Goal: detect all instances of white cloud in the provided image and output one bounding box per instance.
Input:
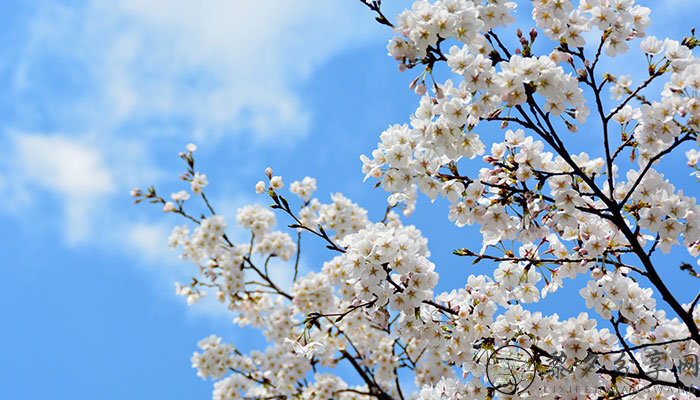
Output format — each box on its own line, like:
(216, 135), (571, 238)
(13, 133), (114, 195)
(6, 133), (115, 243)
(17, 0), (379, 142)
(2, 131), (169, 246)
(125, 221), (178, 264)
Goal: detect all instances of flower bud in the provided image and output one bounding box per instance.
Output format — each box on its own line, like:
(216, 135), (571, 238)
(409, 76), (419, 91)
(434, 83), (444, 99)
(415, 82), (427, 96)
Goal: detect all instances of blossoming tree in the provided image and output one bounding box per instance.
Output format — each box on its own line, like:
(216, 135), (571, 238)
(134, 0), (700, 398)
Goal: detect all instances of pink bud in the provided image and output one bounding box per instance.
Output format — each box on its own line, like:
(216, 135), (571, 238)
(409, 77), (419, 91)
(415, 82), (427, 96)
(434, 84), (444, 99)
(591, 268), (604, 279)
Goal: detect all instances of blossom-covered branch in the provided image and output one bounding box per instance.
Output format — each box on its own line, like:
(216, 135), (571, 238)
(135, 0), (700, 399)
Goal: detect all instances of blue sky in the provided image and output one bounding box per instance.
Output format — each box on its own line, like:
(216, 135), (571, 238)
(1, 1), (699, 399)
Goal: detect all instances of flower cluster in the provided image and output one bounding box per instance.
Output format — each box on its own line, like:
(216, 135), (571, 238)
(337, 222), (436, 315)
(191, 335), (235, 380)
(291, 271), (337, 315)
(317, 193), (370, 239)
(533, 0), (650, 57)
(388, 0), (493, 67)
(236, 205), (276, 237)
(168, 215), (228, 264)
(290, 176), (317, 202)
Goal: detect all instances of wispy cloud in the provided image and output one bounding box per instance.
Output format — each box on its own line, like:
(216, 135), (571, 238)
(124, 221), (178, 264)
(2, 131), (166, 245)
(11, 0), (378, 141)
(4, 133), (115, 243)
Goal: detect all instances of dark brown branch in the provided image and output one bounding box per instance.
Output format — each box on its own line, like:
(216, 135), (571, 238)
(359, 0), (394, 28)
(341, 350), (393, 400)
(243, 256), (293, 301)
(293, 231), (302, 283)
(269, 191), (347, 254)
(611, 316), (645, 375)
(690, 291), (700, 313)
(454, 247), (644, 274)
(606, 70), (664, 121)
(591, 336), (693, 355)
(619, 133), (693, 208)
